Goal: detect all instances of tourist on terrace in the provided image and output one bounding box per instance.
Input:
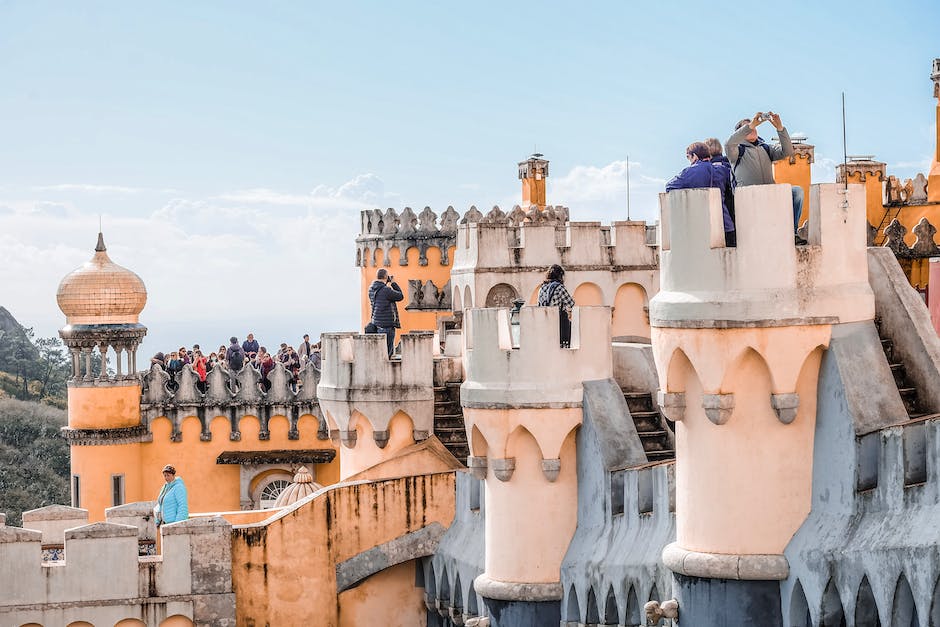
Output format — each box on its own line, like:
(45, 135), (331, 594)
(178, 347), (191, 365)
(193, 350), (207, 392)
(166, 351), (183, 391)
(665, 142), (735, 247)
(226, 337), (246, 371)
(310, 342), (322, 370)
(151, 352), (166, 368)
(154, 464), (188, 526)
(724, 112), (805, 244)
(705, 137), (736, 246)
(242, 333), (260, 361)
(258, 346), (275, 392)
(298, 334), (313, 365)
(537, 264), (575, 348)
(368, 268), (404, 357)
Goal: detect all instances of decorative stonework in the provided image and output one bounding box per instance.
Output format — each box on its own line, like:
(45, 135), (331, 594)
(883, 217), (940, 259)
(406, 278), (453, 310)
(837, 158), (886, 183)
(770, 393), (800, 424)
(702, 393), (734, 426)
(61, 424), (152, 445)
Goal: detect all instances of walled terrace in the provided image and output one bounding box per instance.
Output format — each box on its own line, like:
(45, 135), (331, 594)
(0, 505), (234, 626)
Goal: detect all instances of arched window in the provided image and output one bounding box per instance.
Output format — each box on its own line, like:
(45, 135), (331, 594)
(892, 574), (920, 627)
(603, 584), (620, 625)
(565, 585), (581, 623)
(820, 579), (846, 626)
(259, 479), (291, 509)
(789, 580), (811, 627)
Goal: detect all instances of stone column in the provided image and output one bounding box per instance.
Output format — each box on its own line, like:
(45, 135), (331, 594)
(114, 346), (124, 378)
(70, 348), (81, 380)
(82, 348), (93, 382)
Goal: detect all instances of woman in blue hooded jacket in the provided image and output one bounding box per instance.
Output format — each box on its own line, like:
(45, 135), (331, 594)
(155, 464), (189, 525)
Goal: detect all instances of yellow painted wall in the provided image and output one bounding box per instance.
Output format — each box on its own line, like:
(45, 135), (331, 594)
(68, 384), (141, 429)
(360, 245), (456, 334)
(338, 560), (426, 627)
(232, 470), (456, 626)
(339, 410), (421, 480)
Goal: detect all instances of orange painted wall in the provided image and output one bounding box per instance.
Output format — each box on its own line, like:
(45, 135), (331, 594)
(930, 103), (940, 203)
(337, 560), (426, 627)
(68, 384), (141, 429)
(360, 245), (457, 334)
(340, 410), (421, 480)
(72, 408), (340, 521)
(845, 171), (888, 237)
(71, 441), (143, 522)
(774, 154), (812, 226)
(232, 470), (456, 626)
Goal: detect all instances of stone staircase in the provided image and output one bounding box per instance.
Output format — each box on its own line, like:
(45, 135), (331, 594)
(434, 381), (469, 464)
(875, 317), (935, 420)
(623, 390), (675, 462)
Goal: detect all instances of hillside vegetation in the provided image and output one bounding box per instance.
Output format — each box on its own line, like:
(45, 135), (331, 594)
(0, 307), (72, 525)
(0, 398), (69, 526)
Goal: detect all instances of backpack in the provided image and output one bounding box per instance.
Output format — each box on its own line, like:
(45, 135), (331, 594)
(731, 141), (774, 190)
(538, 282), (561, 307)
(227, 345), (245, 369)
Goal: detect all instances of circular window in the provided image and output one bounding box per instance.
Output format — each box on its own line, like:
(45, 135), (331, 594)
(259, 479), (291, 509)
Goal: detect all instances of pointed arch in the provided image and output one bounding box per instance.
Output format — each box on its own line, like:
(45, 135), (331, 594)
(665, 347), (701, 394)
(586, 586), (600, 624)
(453, 572), (463, 611)
(626, 584), (641, 626)
(464, 286), (473, 309)
(892, 574), (919, 627)
(611, 282), (650, 340)
(565, 585), (581, 622)
(603, 584), (620, 625)
(439, 564), (451, 604)
(720, 346), (773, 396)
(572, 281), (604, 306)
(453, 288), (462, 313)
(425, 561), (437, 598)
(505, 424), (544, 462)
(789, 580), (811, 627)
(856, 575), (881, 627)
(467, 580), (479, 615)
(649, 582), (660, 603)
(820, 578), (846, 627)
(470, 424), (488, 457)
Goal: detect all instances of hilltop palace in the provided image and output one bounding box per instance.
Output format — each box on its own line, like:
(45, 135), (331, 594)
(1, 58), (939, 627)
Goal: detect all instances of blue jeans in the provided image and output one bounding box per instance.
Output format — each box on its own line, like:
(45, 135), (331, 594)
(792, 186), (804, 231)
(376, 326), (396, 357)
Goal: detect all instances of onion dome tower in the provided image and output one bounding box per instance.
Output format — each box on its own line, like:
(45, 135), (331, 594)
(57, 232), (148, 520)
(273, 466), (323, 508)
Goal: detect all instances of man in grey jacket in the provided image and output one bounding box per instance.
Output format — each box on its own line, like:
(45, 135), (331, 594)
(725, 112), (805, 244)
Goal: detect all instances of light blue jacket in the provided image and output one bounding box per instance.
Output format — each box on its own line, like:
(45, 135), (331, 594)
(158, 477), (189, 524)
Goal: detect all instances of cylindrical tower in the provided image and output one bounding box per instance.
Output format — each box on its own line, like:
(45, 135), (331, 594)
(462, 305), (611, 626)
(57, 233), (148, 521)
(650, 184), (873, 625)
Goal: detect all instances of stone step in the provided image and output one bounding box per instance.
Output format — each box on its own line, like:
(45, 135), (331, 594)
(638, 430), (668, 439)
(889, 363), (908, 387)
(434, 403), (461, 415)
(435, 419), (466, 431)
(646, 450), (675, 461)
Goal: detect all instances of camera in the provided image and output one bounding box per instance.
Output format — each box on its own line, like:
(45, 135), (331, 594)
(387, 275), (394, 282)
(759, 112), (775, 122)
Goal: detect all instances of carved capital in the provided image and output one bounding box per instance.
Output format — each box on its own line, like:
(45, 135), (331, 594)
(657, 390), (686, 422)
(702, 393), (734, 425)
(468, 456), (488, 480)
(491, 457), (515, 482)
(541, 458), (561, 482)
(770, 393), (800, 424)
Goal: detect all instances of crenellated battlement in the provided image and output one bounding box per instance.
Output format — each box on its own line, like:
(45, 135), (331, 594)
(461, 306), (612, 409)
(855, 417), (940, 509)
(316, 331), (435, 444)
(452, 215), (655, 273)
(0, 514), (234, 625)
(651, 183), (874, 327)
(356, 205), (464, 267)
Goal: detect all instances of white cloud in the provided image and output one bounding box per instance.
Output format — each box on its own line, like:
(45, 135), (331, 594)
(34, 183), (178, 194)
(0, 173), (399, 355)
(548, 159), (666, 223)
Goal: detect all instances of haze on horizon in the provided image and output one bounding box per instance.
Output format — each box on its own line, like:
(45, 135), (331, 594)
(1, 1), (937, 356)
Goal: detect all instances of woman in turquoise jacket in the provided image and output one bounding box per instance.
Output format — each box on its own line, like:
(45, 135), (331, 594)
(155, 464), (189, 525)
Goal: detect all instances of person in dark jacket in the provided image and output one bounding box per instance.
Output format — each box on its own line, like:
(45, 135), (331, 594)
(367, 268), (404, 357)
(226, 337), (245, 371)
(665, 143), (733, 245)
(705, 137), (736, 247)
(242, 333), (259, 361)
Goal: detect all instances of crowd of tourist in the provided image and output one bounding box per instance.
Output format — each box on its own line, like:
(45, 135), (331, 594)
(150, 332), (321, 393)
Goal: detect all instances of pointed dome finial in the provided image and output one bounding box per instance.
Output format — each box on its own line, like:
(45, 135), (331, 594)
(95, 232), (106, 252)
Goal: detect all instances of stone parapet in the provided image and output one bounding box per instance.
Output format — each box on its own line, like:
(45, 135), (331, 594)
(0, 515), (234, 626)
(461, 306), (612, 410)
(652, 184), (874, 327)
(356, 205), (463, 268)
(317, 331), (435, 441)
(140, 361), (323, 442)
(21, 505), (89, 546)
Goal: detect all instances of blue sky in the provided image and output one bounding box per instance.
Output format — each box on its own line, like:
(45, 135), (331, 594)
(1, 1), (937, 354)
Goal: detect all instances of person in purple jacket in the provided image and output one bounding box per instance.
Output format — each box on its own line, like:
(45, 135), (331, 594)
(665, 142), (734, 247)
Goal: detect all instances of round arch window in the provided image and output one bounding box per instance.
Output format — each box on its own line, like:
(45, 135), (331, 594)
(259, 479), (291, 509)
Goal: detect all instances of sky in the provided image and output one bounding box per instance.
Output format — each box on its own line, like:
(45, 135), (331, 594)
(1, 1), (937, 356)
